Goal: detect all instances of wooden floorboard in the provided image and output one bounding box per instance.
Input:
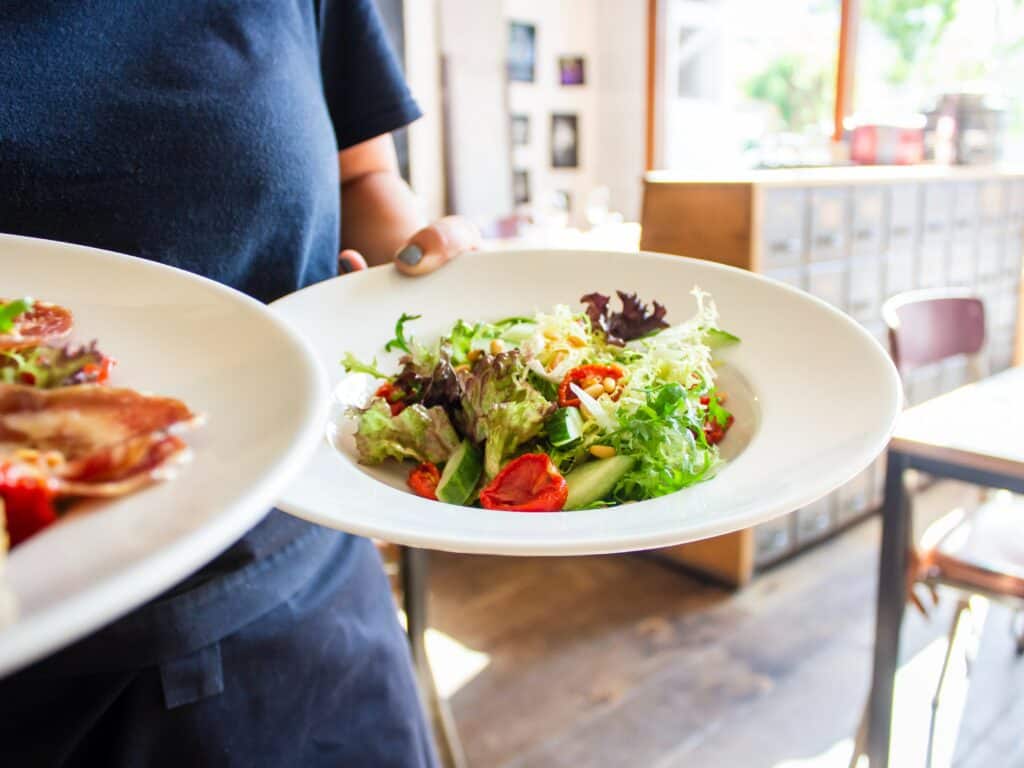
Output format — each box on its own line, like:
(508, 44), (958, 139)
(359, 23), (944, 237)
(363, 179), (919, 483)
(423, 482), (1024, 767)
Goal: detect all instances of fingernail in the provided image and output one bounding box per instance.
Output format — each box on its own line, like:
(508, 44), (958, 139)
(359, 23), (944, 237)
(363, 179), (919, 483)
(396, 244), (423, 266)
(339, 257), (355, 274)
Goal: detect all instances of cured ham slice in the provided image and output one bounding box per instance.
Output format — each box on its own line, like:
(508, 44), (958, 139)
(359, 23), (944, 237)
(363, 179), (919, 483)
(0, 300), (73, 351)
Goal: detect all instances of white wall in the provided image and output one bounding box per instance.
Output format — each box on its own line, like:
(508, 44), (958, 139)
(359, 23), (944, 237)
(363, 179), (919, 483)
(436, 0), (648, 226)
(438, 0), (513, 224)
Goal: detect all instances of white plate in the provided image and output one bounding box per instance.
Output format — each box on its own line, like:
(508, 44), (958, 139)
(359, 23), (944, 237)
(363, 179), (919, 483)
(272, 249), (901, 556)
(0, 234), (328, 677)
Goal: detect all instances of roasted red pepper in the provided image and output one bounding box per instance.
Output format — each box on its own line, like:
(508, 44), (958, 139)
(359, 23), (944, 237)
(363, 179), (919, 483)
(1, 461), (58, 547)
(557, 364), (625, 408)
(407, 462), (441, 500)
(479, 453), (568, 512)
(375, 382), (407, 416)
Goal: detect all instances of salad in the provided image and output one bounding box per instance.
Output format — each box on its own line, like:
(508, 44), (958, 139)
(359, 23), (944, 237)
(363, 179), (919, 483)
(341, 288), (738, 512)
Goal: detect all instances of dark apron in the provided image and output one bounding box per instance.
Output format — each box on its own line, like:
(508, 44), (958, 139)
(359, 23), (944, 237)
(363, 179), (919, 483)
(0, 525), (438, 768)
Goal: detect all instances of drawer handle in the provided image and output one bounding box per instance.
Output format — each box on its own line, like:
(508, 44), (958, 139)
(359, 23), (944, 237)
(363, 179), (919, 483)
(769, 238), (800, 254)
(815, 234), (838, 247)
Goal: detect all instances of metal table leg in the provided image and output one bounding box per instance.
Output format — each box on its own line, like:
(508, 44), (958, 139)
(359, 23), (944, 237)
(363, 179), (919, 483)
(865, 450), (912, 767)
(399, 546), (467, 768)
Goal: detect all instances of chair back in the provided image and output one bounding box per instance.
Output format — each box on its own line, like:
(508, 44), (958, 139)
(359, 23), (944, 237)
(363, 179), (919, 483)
(881, 290), (986, 375)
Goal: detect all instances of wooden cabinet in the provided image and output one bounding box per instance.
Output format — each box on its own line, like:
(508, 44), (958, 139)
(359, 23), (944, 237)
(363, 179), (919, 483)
(640, 166), (1024, 586)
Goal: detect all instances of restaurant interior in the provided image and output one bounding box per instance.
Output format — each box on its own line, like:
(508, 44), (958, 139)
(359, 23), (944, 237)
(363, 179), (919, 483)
(373, 1), (1024, 766)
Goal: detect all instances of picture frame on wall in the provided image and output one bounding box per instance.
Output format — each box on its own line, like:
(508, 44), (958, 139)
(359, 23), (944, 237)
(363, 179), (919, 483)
(551, 113), (579, 169)
(557, 56), (585, 86)
(513, 170), (531, 205)
(507, 22), (536, 83)
(511, 114), (530, 147)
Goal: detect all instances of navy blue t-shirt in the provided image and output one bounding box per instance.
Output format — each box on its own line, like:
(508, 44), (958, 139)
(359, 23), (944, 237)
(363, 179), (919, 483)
(0, 2), (420, 596)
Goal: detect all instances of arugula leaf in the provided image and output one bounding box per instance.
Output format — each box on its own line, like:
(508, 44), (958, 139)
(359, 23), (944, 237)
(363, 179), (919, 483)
(0, 298), (33, 334)
(341, 352), (391, 380)
(604, 383), (719, 501)
(384, 312), (422, 355)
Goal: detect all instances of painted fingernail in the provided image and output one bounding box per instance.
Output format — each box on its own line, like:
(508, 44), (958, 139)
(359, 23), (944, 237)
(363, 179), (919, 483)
(339, 257), (356, 274)
(396, 244), (423, 266)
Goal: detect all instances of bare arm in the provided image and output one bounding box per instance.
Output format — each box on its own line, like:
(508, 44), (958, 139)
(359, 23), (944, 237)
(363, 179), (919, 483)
(339, 135), (423, 267)
(338, 134), (481, 275)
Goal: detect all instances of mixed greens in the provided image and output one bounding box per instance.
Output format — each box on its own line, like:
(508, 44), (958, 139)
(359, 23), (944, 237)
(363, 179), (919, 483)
(342, 288), (738, 511)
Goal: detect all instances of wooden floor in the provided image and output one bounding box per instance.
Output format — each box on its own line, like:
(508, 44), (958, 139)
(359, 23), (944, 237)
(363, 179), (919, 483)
(421, 482), (1024, 768)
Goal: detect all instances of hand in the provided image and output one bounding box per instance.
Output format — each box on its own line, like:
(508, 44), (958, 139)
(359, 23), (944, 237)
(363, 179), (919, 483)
(337, 216), (481, 277)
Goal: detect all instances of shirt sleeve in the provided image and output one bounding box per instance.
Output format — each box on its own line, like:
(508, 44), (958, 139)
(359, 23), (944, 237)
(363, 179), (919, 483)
(316, 0), (423, 150)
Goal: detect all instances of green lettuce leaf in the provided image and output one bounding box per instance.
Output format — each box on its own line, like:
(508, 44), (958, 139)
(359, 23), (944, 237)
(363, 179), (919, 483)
(340, 352), (391, 380)
(0, 298), (32, 334)
(354, 400), (460, 465)
(458, 351), (555, 477)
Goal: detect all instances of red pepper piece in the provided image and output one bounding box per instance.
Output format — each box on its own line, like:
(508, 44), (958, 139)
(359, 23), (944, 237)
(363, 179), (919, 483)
(479, 453), (568, 512)
(407, 462), (441, 500)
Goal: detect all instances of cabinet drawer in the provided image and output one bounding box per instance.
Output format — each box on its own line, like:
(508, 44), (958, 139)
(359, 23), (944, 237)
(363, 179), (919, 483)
(917, 243), (947, 288)
(755, 514), (794, 566)
(837, 467), (873, 524)
(848, 255), (883, 321)
(922, 182), (955, 240)
(885, 248), (916, 296)
(807, 261), (847, 308)
(979, 181), (1007, 227)
(1004, 227), (1024, 277)
(952, 182), (979, 237)
(947, 240), (976, 286)
(808, 188), (849, 260)
(765, 266), (804, 290)
(796, 496), (834, 544)
(851, 186), (885, 255)
(989, 328), (1015, 373)
(761, 188), (808, 268)
(888, 184), (920, 245)
(977, 235), (1003, 279)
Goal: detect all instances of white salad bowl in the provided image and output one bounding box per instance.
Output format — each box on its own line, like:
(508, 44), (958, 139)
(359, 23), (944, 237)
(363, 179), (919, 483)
(272, 248), (901, 556)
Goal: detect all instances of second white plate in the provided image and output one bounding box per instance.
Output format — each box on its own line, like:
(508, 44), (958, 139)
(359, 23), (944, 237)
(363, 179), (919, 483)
(272, 249), (901, 556)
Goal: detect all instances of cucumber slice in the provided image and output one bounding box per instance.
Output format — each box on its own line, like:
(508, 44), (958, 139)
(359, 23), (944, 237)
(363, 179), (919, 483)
(436, 440), (482, 505)
(547, 407), (583, 447)
(564, 455), (635, 510)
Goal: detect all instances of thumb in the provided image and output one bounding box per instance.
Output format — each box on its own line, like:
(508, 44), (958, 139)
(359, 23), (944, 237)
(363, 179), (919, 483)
(338, 249), (368, 275)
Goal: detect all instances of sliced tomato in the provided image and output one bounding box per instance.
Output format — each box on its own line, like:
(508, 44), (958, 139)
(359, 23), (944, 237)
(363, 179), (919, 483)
(557, 364), (625, 408)
(479, 453), (567, 512)
(374, 382), (407, 416)
(0, 461), (58, 547)
(0, 300), (73, 351)
(407, 462), (441, 500)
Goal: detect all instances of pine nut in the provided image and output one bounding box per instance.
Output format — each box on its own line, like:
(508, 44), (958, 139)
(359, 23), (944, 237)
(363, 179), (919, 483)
(568, 334), (586, 348)
(467, 348), (483, 363)
(716, 391), (728, 404)
(490, 339), (504, 355)
(589, 445), (616, 459)
(543, 329), (559, 341)
(584, 383), (605, 399)
(581, 376), (598, 389)
(547, 349), (567, 371)
(454, 364), (470, 374)
(602, 377), (617, 393)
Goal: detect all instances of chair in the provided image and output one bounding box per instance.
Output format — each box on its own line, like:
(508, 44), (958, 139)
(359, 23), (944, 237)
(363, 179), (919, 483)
(849, 290), (1024, 768)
